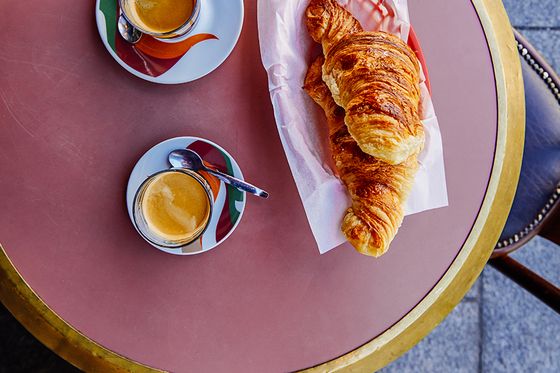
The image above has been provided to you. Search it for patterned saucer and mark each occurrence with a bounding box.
[95,0,244,83]
[126,137,246,255]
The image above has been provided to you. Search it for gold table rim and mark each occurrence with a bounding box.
[0,0,524,371]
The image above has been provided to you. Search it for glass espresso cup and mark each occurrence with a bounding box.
[133,168,213,248]
[119,0,201,40]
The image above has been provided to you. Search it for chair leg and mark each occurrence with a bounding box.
[538,204,560,245]
[489,255,560,313]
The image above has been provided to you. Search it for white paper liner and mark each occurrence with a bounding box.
[258,0,448,253]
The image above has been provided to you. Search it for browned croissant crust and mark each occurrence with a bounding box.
[305,0,424,165]
[305,0,363,53]
[304,56,418,256]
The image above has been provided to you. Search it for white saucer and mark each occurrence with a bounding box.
[95,0,244,84]
[126,137,246,255]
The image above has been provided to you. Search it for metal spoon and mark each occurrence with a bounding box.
[168,149,269,199]
[118,13,142,44]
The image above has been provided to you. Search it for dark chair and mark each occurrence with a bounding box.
[489,29,560,313]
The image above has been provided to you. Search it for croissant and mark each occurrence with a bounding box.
[305,0,424,165]
[304,56,418,256]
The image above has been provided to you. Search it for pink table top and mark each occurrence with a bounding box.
[0,0,502,371]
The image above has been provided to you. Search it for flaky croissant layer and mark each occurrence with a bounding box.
[306,0,425,165]
[303,0,425,256]
[304,57,418,257]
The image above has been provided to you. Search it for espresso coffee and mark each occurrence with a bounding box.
[141,171,210,242]
[125,0,195,34]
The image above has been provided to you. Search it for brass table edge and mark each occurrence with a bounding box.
[0,246,165,373]
[0,0,525,371]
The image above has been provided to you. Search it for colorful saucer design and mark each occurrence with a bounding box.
[126,137,246,255]
[95,0,244,83]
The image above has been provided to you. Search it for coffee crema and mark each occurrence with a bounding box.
[141,172,210,242]
[127,0,195,34]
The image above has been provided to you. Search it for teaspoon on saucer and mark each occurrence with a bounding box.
[118,13,142,44]
[168,149,269,199]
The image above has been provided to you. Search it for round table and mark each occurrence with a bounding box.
[0,0,524,371]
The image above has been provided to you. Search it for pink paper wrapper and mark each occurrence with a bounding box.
[258,0,448,253]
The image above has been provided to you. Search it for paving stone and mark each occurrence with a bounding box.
[481,238,560,373]
[510,236,560,285]
[502,0,560,28]
[518,29,560,71]
[465,276,482,301]
[381,299,480,373]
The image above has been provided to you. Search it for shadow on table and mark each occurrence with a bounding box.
[0,303,80,373]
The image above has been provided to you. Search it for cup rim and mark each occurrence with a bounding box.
[118,0,201,39]
[132,168,214,249]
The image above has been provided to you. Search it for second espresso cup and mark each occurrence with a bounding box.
[133,168,213,248]
[119,0,201,40]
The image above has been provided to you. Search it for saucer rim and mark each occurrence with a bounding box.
[95,0,245,84]
[126,136,247,256]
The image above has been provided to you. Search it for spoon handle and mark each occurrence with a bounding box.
[204,168,269,199]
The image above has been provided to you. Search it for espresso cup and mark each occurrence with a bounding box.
[119,0,201,40]
[133,168,213,248]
